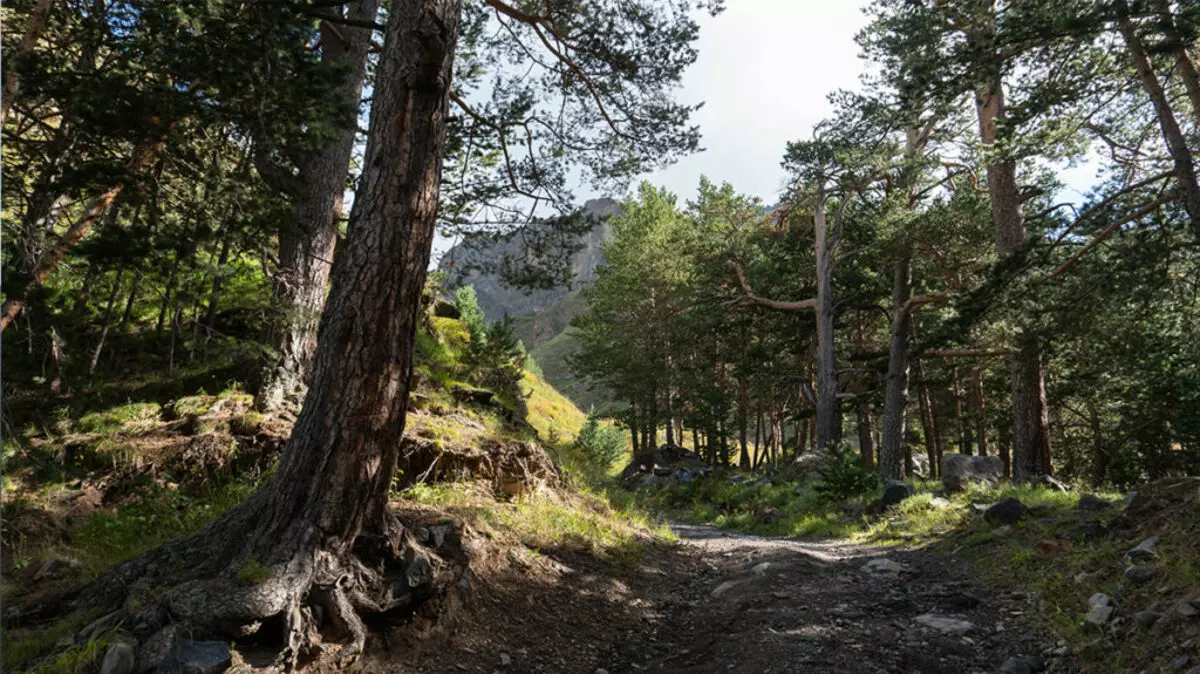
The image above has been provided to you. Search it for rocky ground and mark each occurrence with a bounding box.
[382,523,1073,674]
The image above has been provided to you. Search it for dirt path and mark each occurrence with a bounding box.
[601,524,1070,674]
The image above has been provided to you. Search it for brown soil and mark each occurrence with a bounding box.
[357,524,1075,674]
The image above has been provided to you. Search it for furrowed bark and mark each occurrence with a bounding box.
[82,1,462,665]
[879,254,913,480]
[257,0,383,413]
[968,2,1053,480]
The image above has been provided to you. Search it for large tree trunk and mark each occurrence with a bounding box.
[1117,6,1200,238]
[970,8,1053,480]
[257,0,382,413]
[814,189,842,450]
[82,1,462,666]
[879,254,912,480]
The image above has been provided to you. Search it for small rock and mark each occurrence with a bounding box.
[710,580,738,599]
[499,652,512,668]
[993,525,1014,538]
[1177,600,1200,618]
[595,669,609,674]
[100,640,136,674]
[1125,566,1156,583]
[1051,646,1071,657]
[929,496,951,508]
[1173,656,1191,670]
[1073,522,1107,542]
[1076,494,1111,511]
[1127,536,1159,562]
[1001,655,1047,673]
[1122,491,1141,508]
[1133,610,1163,629]
[1085,604,1114,626]
[155,640,231,674]
[985,498,1028,526]
[861,558,907,575]
[752,562,772,577]
[1089,593,1113,609]
[914,614,976,635]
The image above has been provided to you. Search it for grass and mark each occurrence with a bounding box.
[404,481,674,565]
[65,477,258,580]
[0,607,107,673]
[74,402,161,434]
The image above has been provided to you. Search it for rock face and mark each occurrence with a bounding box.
[438,198,621,322]
[940,453,1004,492]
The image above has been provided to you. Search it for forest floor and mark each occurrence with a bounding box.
[384,522,1070,674]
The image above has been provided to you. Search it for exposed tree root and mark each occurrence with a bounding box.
[70,493,467,672]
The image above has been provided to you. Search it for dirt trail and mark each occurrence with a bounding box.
[603,524,1071,674]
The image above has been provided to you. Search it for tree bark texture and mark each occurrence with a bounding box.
[879,254,912,480]
[814,189,842,451]
[257,0,382,413]
[82,2,463,666]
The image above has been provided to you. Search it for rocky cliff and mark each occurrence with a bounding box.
[438,198,621,322]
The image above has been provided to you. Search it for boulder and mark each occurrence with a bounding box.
[879,480,914,509]
[1127,536,1159,563]
[984,498,1027,526]
[431,298,462,319]
[155,640,231,674]
[1125,565,1156,583]
[1076,494,1111,511]
[940,453,1004,492]
[100,639,136,674]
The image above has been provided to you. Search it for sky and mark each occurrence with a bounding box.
[644,0,873,205]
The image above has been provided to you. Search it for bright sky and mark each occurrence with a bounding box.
[645,0,873,205]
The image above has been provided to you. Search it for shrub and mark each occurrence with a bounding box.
[575,410,626,469]
[814,442,880,501]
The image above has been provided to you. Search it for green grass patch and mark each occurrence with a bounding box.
[74,402,161,434]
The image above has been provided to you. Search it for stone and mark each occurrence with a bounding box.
[752,562,772,577]
[861,558,906,575]
[595,669,610,674]
[1134,610,1163,629]
[1128,536,1159,562]
[940,453,1004,492]
[1002,655,1047,673]
[1177,600,1200,618]
[1122,491,1141,508]
[100,640,136,674]
[674,469,693,485]
[34,555,83,581]
[1073,522,1107,542]
[992,525,1014,538]
[499,652,512,668]
[710,580,738,599]
[137,625,180,673]
[1085,604,1114,626]
[985,498,1028,526]
[880,480,914,509]
[1125,565,1156,583]
[929,496,951,508]
[1173,656,1192,670]
[1077,494,1111,511]
[1089,593,1113,609]
[155,640,231,674]
[914,614,976,635]
[431,298,462,319]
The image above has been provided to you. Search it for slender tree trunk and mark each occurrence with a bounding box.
[257,0,383,413]
[970,9,1053,479]
[1,0,55,125]
[1088,402,1108,487]
[880,254,912,479]
[88,266,125,375]
[1117,6,1200,238]
[737,377,750,469]
[1152,0,1200,124]
[205,233,233,336]
[857,402,875,471]
[814,189,842,450]
[916,358,940,479]
[972,368,988,456]
[952,363,970,454]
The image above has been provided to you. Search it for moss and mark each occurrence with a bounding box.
[230,411,264,435]
[171,394,217,418]
[75,402,162,433]
[236,558,273,585]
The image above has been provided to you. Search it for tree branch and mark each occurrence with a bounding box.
[725,259,816,312]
